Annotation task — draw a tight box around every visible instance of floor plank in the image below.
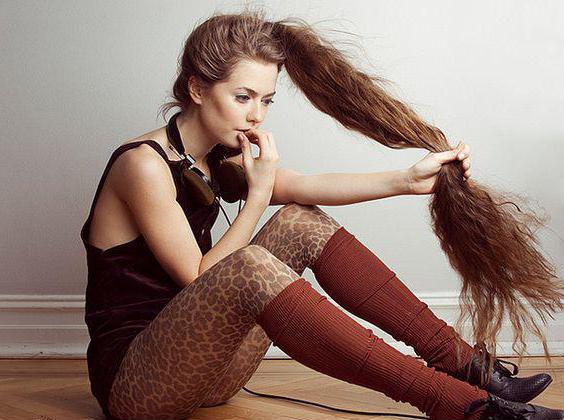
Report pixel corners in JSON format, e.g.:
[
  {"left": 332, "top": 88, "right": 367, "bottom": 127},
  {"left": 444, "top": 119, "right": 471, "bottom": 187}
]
[{"left": 0, "top": 357, "right": 562, "bottom": 419}]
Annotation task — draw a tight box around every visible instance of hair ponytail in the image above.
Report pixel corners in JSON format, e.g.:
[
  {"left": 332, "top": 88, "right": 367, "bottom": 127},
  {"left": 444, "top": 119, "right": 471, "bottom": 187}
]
[{"left": 272, "top": 16, "right": 563, "bottom": 384}]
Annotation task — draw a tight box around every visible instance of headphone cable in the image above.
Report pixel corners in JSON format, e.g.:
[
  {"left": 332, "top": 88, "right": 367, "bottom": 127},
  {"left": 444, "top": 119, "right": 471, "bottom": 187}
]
[{"left": 240, "top": 375, "right": 429, "bottom": 419}]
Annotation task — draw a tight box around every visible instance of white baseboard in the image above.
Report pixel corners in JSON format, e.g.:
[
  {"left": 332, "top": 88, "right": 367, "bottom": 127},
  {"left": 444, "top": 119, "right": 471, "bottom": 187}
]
[{"left": 0, "top": 292, "right": 562, "bottom": 359}]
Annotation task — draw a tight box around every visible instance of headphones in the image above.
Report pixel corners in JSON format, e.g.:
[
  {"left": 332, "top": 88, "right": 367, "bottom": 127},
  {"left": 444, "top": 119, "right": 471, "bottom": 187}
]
[{"left": 165, "top": 111, "right": 248, "bottom": 208}]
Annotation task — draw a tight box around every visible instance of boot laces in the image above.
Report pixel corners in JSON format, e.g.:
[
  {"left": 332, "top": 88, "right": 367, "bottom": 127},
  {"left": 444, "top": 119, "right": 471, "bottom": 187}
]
[
  {"left": 464, "top": 394, "right": 533, "bottom": 419},
  {"left": 466, "top": 344, "right": 519, "bottom": 385},
  {"left": 495, "top": 358, "right": 519, "bottom": 376}
]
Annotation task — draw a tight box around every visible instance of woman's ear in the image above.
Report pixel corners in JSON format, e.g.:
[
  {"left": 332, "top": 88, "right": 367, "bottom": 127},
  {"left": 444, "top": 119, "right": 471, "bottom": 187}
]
[{"left": 188, "top": 75, "right": 206, "bottom": 105}]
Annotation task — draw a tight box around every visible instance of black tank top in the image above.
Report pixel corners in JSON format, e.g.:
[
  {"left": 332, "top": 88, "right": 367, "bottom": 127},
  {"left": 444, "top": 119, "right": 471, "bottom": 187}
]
[{"left": 80, "top": 140, "right": 221, "bottom": 419}]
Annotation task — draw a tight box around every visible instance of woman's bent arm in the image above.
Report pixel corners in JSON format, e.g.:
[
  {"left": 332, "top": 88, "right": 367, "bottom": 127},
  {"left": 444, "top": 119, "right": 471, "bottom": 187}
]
[{"left": 198, "top": 197, "right": 268, "bottom": 275}]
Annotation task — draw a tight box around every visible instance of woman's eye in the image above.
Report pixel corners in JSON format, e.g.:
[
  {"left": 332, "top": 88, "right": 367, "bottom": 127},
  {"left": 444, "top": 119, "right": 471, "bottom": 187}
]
[{"left": 236, "top": 95, "right": 274, "bottom": 106}]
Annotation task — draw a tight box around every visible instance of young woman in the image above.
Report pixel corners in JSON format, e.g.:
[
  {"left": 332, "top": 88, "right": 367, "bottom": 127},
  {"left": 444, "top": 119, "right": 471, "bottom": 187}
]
[{"left": 80, "top": 10, "right": 563, "bottom": 420}]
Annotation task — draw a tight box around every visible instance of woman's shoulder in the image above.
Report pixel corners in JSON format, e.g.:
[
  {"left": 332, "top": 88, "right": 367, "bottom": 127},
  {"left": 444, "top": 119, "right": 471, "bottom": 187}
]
[
  {"left": 112, "top": 143, "right": 171, "bottom": 183},
  {"left": 118, "top": 127, "right": 181, "bottom": 162},
  {"left": 105, "top": 138, "right": 176, "bottom": 202}
]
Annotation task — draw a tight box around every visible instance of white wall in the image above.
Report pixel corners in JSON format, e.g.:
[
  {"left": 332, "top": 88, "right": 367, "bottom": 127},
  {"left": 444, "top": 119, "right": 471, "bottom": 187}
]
[{"left": 1, "top": 0, "right": 562, "bottom": 356}]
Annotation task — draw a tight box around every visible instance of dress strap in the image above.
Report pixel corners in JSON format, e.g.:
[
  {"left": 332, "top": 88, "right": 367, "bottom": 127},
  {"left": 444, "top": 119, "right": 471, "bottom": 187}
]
[{"left": 135, "top": 139, "right": 174, "bottom": 163}]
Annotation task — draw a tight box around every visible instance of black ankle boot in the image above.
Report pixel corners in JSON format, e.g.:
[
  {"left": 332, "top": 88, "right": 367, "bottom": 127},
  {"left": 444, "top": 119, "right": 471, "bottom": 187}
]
[
  {"left": 453, "top": 352, "right": 553, "bottom": 403},
  {"left": 464, "top": 393, "right": 564, "bottom": 419}
]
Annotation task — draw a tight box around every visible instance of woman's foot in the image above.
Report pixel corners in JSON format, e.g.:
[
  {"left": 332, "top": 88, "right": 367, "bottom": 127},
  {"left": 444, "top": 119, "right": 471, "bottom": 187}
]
[
  {"left": 453, "top": 352, "right": 553, "bottom": 403},
  {"left": 464, "top": 393, "right": 564, "bottom": 419}
]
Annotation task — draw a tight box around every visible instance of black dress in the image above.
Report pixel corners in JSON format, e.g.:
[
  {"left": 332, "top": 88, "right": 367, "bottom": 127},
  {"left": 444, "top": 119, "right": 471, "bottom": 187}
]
[{"left": 80, "top": 140, "right": 221, "bottom": 419}]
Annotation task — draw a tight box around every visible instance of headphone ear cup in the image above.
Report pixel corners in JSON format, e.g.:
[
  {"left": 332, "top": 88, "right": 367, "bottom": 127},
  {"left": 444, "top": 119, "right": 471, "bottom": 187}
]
[
  {"left": 215, "top": 161, "right": 248, "bottom": 203},
  {"left": 181, "top": 166, "right": 217, "bottom": 206}
]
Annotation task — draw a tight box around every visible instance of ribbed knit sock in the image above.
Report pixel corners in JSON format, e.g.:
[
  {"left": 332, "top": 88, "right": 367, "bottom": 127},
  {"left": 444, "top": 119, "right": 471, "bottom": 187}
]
[
  {"left": 256, "top": 277, "right": 488, "bottom": 419},
  {"left": 311, "top": 227, "right": 476, "bottom": 374}
]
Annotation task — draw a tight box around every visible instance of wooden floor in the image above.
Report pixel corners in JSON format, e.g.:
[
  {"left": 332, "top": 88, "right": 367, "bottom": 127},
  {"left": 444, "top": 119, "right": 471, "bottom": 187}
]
[{"left": 0, "top": 357, "right": 562, "bottom": 419}]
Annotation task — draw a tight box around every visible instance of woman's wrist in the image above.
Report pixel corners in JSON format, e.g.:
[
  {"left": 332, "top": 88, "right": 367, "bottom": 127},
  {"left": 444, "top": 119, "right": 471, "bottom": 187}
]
[
  {"left": 245, "top": 193, "right": 271, "bottom": 209},
  {"left": 400, "top": 168, "right": 414, "bottom": 195}
]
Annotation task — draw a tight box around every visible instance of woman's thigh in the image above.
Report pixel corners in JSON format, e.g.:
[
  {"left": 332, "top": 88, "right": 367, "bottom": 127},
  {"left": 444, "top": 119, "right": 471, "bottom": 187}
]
[
  {"left": 107, "top": 244, "right": 301, "bottom": 420},
  {"left": 198, "top": 323, "right": 271, "bottom": 408}
]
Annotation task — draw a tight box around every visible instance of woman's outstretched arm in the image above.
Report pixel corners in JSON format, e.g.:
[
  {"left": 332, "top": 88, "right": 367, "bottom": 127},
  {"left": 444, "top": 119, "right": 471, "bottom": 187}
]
[
  {"left": 288, "top": 169, "right": 412, "bottom": 206},
  {"left": 287, "top": 142, "right": 472, "bottom": 205}
]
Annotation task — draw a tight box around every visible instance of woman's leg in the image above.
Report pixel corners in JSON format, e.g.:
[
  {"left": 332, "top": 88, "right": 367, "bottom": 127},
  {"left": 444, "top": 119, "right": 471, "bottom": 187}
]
[
  {"left": 255, "top": 277, "right": 489, "bottom": 419},
  {"left": 198, "top": 323, "right": 271, "bottom": 408},
  {"left": 199, "top": 203, "right": 475, "bottom": 410},
  {"left": 243, "top": 203, "right": 474, "bottom": 374},
  {"left": 199, "top": 203, "right": 342, "bottom": 407},
  {"left": 107, "top": 245, "right": 302, "bottom": 419},
  {"left": 310, "top": 224, "right": 477, "bottom": 373},
  {"left": 108, "top": 206, "right": 489, "bottom": 419}
]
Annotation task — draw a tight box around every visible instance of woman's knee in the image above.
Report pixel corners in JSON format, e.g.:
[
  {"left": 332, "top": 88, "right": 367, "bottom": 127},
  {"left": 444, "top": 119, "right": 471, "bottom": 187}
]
[
  {"left": 273, "top": 202, "right": 322, "bottom": 221},
  {"left": 248, "top": 204, "right": 342, "bottom": 275},
  {"left": 234, "top": 244, "right": 299, "bottom": 278},
  {"left": 280, "top": 202, "right": 331, "bottom": 219},
  {"left": 225, "top": 244, "right": 300, "bottom": 296},
  {"left": 267, "top": 203, "right": 342, "bottom": 237}
]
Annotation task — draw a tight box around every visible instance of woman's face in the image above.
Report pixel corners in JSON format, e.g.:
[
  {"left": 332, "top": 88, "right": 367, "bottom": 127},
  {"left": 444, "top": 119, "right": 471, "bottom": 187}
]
[{"left": 197, "top": 59, "right": 279, "bottom": 149}]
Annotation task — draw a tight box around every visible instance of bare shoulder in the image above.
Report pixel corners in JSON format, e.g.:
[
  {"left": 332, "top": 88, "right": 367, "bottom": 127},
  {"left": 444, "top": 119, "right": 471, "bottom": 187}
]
[{"left": 111, "top": 143, "right": 176, "bottom": 202}]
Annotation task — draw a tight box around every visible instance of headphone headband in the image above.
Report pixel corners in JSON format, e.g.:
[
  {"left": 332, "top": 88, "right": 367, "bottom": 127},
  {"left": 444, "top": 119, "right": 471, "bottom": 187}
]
[{"left": 166, "top": 111, "right": 196, "bottom": 166}]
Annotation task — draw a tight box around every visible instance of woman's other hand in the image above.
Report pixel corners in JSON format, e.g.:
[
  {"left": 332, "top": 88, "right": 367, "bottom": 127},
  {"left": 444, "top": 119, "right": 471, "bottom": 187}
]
[
  {"left": 406, "top": 141, "right": 471, "bottom": 195},
  {"left": 238, "top": 128, "right": 279, "bottom": 204}
]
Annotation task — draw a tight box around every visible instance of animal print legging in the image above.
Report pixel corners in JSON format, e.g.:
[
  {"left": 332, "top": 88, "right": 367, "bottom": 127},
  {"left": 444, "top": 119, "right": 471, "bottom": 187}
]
[{"left": 107, "top": 203, "right": 342, "bottom": 419}]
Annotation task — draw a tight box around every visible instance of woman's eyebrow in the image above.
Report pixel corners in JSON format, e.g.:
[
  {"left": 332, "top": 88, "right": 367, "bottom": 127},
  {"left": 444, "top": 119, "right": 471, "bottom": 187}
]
[{"left": 237, "top": 86, "right": 276, "bottom": 97}]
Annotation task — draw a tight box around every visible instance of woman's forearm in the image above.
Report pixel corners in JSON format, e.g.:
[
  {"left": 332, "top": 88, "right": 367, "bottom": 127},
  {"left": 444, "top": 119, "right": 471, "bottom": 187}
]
[
  {"left": 198, "top": 197, "right": 268, "bottom": 275},
  {"left": 291, "top": 169, "right": 412, "bottom": 206}
]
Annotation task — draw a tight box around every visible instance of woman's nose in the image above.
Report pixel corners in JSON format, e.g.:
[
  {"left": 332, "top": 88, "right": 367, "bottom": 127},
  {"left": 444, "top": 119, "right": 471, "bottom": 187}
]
[{"left": 248, "top": 103, "right": 265, "bottom": 124}]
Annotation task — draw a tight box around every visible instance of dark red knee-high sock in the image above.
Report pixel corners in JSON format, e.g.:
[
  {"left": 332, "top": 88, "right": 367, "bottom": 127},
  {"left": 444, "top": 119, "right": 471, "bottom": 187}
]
[
  {"left": 311, "top": 227, "right": 476, "bottom": 374},
  {"left": 256, "top": 278, "right": 488, "bottom": 419}
]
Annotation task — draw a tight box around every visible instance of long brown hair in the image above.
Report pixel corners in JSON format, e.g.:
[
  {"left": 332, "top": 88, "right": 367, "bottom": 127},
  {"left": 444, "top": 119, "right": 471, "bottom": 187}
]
[{"left": 159, "top": 7, "right": 563, "bottom": 385}]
